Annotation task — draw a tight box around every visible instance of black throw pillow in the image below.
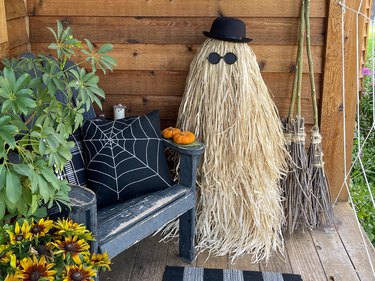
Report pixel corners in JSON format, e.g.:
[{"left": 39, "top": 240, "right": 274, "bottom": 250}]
[{"left": 82, "top": 110, "right": 173, "bottom": 207}]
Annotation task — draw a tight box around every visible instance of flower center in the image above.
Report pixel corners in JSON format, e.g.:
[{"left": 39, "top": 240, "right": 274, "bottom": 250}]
[
  {"left": 72, "top": 272, "right": 83, "bottom": 281},
  {"left": 31, "top": 225, "right": 42, "bottom": 234},
  {"left": 30, "top": 271, "right": 41, "bottom": 281},
  {"left": 65, "top": 243, "right": 77, "bottom": 252},
  {"left": 37, "top": 245, "right": 48, "bottom": 255},
  {"left": 16, "top": 234, "right": 24, "bottom": 241}
]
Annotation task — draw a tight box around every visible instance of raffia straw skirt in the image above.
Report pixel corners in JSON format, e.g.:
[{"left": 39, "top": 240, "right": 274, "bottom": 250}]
[{"left": 176, "top": 39, "right": 287, "bottom": 262}]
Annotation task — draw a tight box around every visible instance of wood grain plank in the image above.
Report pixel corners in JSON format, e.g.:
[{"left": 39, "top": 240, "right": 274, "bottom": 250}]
[
  {"left": 229, "top": 254, "right": 260, "bottom": 271},
  {"left": 310, "top": 225, "right": 361, "bottom": 281},
  {"left": 0, "top": 0, "right": 8, "bottom": 45},
  {"left": 259, "top": 252, "right": 293, "bottom": 274},
  {"left": 0, "top": 42, "right": 8, "bottom": 59},
  {"left": 8, "top": 43, "right": 28, "bottom": 57},
  {"left": 27, "top": 0, "right": 327, "bottom": 18},
  {"left": 166, "top": 237, "right": 197, "bottom": 267},
  {"left": 7, "top": 17, "right": 28, "bottom": 48},
  {"left": 5, "top": 0, "right": 26, "bottom": 20},
  {"left": 196, "top": 251, "right": 228, "bottom": 269},
  {"left": 285, "top": 232, "right": 327, "bottom": 281},
  {"left": 334, "top": 202, "right": 375, "bottom": 281},
  {"left": 29, "top": 16, "right": 326, "bottom": 46},
  {"left": 128, "top": 235, "right": 168, "bottom": 281},
  {"left": 97, "top": 71, "right": 322, "bottom": 99},
  {"left": 321, "top": 0, "right": 368, "bottom": 201},
  {"left": 31, "top": 43, "right": 324, "bottom": 73},
  {"left": 100, "top": 243, "right": 139, "bottom": 281}
]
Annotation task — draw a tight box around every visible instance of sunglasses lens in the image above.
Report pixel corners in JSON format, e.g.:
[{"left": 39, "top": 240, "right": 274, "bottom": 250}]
[
  {"left": 208, "top": 52, "right": 221, "bottom": 64},
  {"left": 224, "top": 52, "right": 237, "bottom": 64}
]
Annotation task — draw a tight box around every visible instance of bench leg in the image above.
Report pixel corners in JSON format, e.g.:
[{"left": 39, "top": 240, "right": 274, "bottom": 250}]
[{"left": 179, "top": 208, "right": 195, "bottom": 262}]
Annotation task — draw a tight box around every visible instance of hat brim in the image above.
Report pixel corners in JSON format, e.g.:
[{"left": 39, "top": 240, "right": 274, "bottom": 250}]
[{"left": 203, "top": 31, "right": 252, "bottom": 43}]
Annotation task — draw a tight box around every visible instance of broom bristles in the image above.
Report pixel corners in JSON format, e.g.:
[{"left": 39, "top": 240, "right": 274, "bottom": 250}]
[
  {"left": 308, "top": 126, "right": 334, "bottom": 227},
  {"left": 175, "top": 39, "right": 287, "bottom": 262}
]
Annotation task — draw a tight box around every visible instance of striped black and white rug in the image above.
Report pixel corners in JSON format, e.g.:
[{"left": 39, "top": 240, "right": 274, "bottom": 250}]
[{"left": 163, "top": 266, "right": 303, "bottom": 281}]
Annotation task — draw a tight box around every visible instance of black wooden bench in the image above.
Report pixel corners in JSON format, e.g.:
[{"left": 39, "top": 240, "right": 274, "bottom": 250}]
[{"left": 64, "top": 138, "right": 204, "bottom": 263}]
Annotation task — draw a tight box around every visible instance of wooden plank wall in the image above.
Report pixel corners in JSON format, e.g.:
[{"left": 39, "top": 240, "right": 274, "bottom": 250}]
[
  {"left": 0, "top": 0, "right": 8, "bottom": 60},
  {"left": 26, "top": 0, "right": 327, "bottom": 130},
  {"left": 321, "top": 0, "right": 372, "bottom": 201},
  {"left": 5, "top": 0, "right": 29, "bottom": 57}
]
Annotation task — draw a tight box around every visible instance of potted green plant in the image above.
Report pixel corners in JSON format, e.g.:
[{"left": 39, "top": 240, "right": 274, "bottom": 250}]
[{"left": 0, "top": 21, "right": 116, "bottom": 222}]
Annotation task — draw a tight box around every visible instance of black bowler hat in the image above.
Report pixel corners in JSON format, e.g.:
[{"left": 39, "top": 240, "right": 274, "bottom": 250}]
[{"left": 203, "top": 17, "right": 252, "bottom": 43}]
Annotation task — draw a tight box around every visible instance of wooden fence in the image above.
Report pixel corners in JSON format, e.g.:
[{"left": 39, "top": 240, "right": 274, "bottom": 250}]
[{"left": 0, "top": 0, "right": 372, "bottom": 200}]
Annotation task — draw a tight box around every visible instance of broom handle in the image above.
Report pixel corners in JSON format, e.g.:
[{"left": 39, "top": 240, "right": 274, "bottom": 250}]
[
  {"left": 296, "top": 0, "right": 305, "bottom": 117},
  {"left": 305, "top": 0, "right": 319, "bottom": 126},
  {"left": 289, "top": 0, "right": 305, "bottom": 119}
]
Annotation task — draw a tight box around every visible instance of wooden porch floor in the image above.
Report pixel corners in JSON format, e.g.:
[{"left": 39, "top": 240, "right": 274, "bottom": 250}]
[{"left": 100, "top": 202, "right": 375, "bottom": 281}]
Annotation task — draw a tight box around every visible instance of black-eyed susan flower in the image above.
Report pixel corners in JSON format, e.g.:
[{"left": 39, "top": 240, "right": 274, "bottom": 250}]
[
  {"left": 19, "top": 255, "right": 56, "bottom": 281},
  {"left": 35, "top": 242, "right": 54, "bottom": 258},
  {"left": 6, "top": 221, "right": 31, "bottom": 244},
  {"left": 54, "top": 219, "right": 93, "bottom": 241},
  {"left": 4, "top": 272, "right": 23, "bottom": 281},
  {"left": 54, "top": 236, "right": 90, "bottom": 264},
  {"left": 63, "top": 264, "right": 96, "bottom": 281},
  {"left": 0, "top": 250, "right": 17, "bottom": 268},
  {"left": 29, "top": 218, "right": 54, "bottom": 239},
  {"left": 86, "top": 252, "right": 111, "bottom": 270}
]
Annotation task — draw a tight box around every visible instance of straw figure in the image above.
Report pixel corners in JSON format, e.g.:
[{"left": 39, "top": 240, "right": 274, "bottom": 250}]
[{"left": 176, "top": 17, "right": 287, "bottom": 262}]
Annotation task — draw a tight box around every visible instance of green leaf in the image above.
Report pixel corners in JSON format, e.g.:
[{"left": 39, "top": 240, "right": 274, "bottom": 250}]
[
  {"left": 0, "top": 197, "right": 5, "bottom": 220},
  {"left": 97, "top": 43, "right": 113, "bottom": 54},
  {"left": 47, "top": 27, "right": 58, "bottom": 41},
  {"left": 31, "top": 206, "right": 48, "bottom": 218},
  {"left": 0, "top": 165, "right": 5, "bottom": 191},
  {"left": 0, "top": 116, "right": 11, "bottom": 126},
  {"left": 84, "top": 38, "right": 94, "bottom": 52},
  {"left": 13, "top": 164, "right": 33, "bottom": 177},
  {"left": 37, "top": 175, "right": 50, "bottom": 202},
  {"left": 3, "top": 66, "right": 16, "bottom": 86},
  {"left": 14, "top": 73, "right": 31, "bottom": 92},
  {"left": 0, "top": 124, "right": 18, "bottom": 148},
  {"left": 6, "top": 170, "right": 22, "bottom": 204},
  {"left": 57, "top": 20, "right": 63, "bottom": 40}
]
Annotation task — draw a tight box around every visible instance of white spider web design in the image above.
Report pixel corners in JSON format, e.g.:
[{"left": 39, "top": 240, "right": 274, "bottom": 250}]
[{"left": 83, "top": 114, "right": 172, "bottom": 202}]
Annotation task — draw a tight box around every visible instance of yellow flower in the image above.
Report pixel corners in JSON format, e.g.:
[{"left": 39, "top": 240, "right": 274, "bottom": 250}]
[
  {"left": 86, "top": 252, "right": 111, "bottom": 270},
  {"left": 29, "top": 218, "right": 54, "bottom": 239},
  {"left": 54, "top": 236, "right": 90, "bottom": 264},
  {"left": 0, "top": 250, "right": 17, "bottom": 268},
  {"left": 19, "top": 255, "right": 56, "bottom": 281},
  {"left": 4, "top": 272, "right": 23, "bottom": 281},
  {"left": 63, "top": 264, "right": 96, "bottom": 281},
  {"left": 54, "top": 219, "right": 93, "bottom": 240},
  {"left": 6, "top": 221, "right": 31, "bottom": 244}
]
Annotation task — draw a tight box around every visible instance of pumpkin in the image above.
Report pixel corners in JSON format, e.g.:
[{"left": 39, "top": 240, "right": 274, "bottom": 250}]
[
  {"left": 173, "top": 131, "right": 195, "bottom": 145},
  {"left": 162, "top": 127, "right": 181, "bottom": 139}
]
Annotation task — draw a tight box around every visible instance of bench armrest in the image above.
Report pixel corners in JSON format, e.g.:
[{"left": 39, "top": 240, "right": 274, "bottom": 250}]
[{"left": 163, "top": 138, "right": 205, "bottom": 189}]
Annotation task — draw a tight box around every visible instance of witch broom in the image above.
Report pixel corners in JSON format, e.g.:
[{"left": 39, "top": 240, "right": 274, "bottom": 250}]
[
  {"left": 304, "top": 0, "right": 334, "bottom": 227},
  {"left": 285, "top": 0, "right": 313, "bottom": 234}
]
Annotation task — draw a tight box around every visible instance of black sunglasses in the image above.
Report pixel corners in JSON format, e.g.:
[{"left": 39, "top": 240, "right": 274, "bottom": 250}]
[{"left": 208, "top": 52, "right": 237, "bottom": 65}]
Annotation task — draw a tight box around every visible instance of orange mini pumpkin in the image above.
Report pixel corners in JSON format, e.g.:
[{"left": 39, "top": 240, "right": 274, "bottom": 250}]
[
  {"left": 173, "top": 131, "right": 195, "bottom": 145},
  {"left": 162, "top": 127, "right": 181, "bottom": 139}
]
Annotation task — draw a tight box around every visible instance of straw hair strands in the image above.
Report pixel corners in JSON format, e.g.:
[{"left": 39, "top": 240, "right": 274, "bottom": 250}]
[{"left": 176, "top": 38, "right": 287, "bottom": 262}]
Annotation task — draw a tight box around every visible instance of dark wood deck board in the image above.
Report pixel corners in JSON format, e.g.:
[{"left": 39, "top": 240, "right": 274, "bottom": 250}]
[{"left": 101, "top": 202, "right": 375, "bottom": 281}]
